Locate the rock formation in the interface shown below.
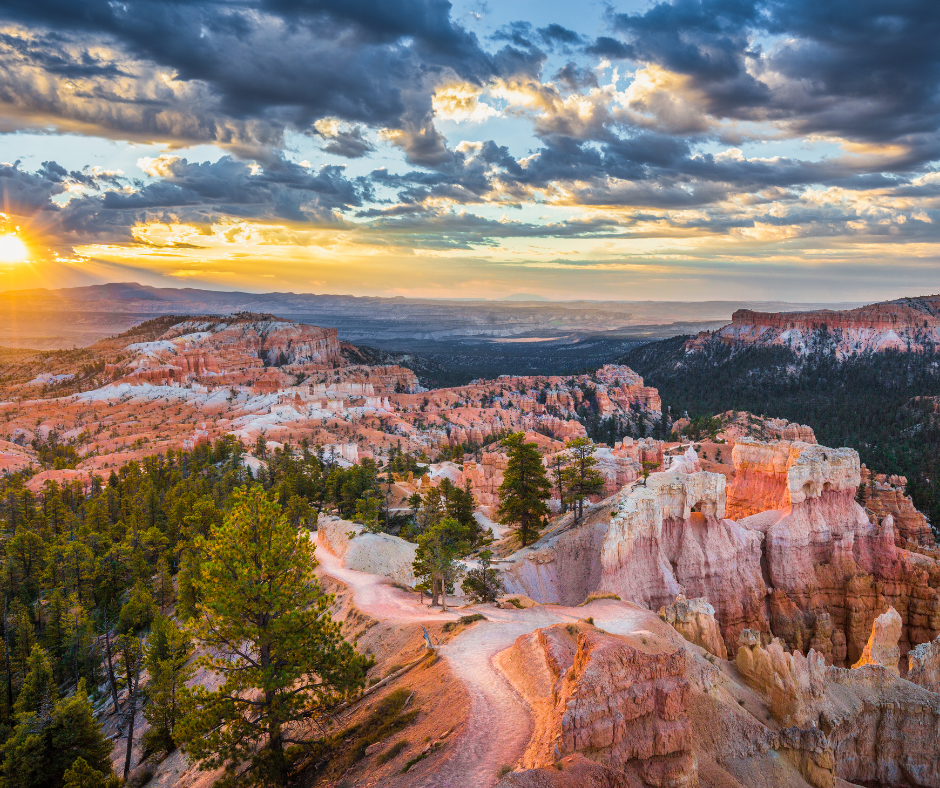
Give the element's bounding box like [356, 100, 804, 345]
[735, 630, 827, 725]
[659, 596, 728, 660]
[700, 294, 940, 356]
[859, 464, 935, 546]
[851, 606, 901, 674]
[599, 470, 767, 653]
[908, 636, 940, 692]
[498, 623, 697, 787]
[316, 517, 418, 587]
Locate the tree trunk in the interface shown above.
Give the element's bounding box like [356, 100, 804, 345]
[431, 575, 440, 607]
[440, 577, 447, 612]
[103, 630, 121, 720]
[123, 659, 139, 780]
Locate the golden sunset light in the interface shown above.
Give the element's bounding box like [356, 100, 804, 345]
[0, 3, 939, 786]
[0, 233, 28, 263]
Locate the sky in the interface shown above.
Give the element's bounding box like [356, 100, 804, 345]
[0, 0, 938, 301]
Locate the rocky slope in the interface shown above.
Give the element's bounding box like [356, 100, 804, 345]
[502, 436, 940, 669]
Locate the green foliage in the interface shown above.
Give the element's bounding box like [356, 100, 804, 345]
[461, 551, 503, 603]
[560, 437, 606, 521]
[681, 415, 722, 441]
[376, 739, 408, 765]
[0, 682, 113, 788]
[177, 487, 370, 787]
[354, 490, 383, 533]
[412, 517, 468, 610]
[13, 646, 56, 718]
[62, 757, 119, 788]
[497, 433, 551, 546]
[142, 616, 192, 756]
[117, 582, 158, 634]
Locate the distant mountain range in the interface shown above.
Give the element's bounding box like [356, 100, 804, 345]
[0, 282, 861, 350]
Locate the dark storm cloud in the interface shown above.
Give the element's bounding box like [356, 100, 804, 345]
[97, 155, 367, 224]
[592, 0, 940, 152]
[0, 161, 65, 212]
[0, 0, 540, 160]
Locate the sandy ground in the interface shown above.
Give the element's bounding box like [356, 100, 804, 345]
[314, 530, 662, 788]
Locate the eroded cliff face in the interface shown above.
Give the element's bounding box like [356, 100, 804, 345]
[599, 471, 768, 653]
[860, 464, 936, 547]
[498, 623, 698, 788]
[585, 436, 940, 666]
[709, 295, 940, 356]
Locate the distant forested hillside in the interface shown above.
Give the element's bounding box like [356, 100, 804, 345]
[623, 337, 940, 528]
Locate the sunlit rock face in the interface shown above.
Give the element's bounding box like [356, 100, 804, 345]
[499, 623, 697, 788]
[731, 438, 940, 666]
[727, 437, 860, 518]
[600, 470, 768, 653]
[851, 606, 902, 675]
[659, 595, 728, 660]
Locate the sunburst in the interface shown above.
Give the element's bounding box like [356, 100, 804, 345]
[0, 233, 28, 263]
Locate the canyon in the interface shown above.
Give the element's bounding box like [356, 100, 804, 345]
[4, 301, 940, 788]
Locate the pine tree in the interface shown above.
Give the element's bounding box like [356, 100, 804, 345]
[62, 757, 118, 788]
[13, 645, 56, 718]
[497, 433, 551, 546]
[461, 550, 503, 603]
[1, 681, 113, 788]
[412, 517, 468, 610]
[561, 437, 606, 521]
[176, 550, 200, 621]
[142, 616, 192, 756]
[177, 487, 370, 787]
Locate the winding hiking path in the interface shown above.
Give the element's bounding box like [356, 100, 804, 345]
[313, 532, 660, 788]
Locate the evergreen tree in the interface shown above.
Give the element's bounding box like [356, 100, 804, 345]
[461, 550, 503, 603]
[177, 487, 370, 787]
[561, 437, 606, 521]
[497, 433, 551, 546]
[143, 616, 192, 756]
[62, 757, 117, 788]
[13, 646, 56, 718]
[1, 681, 113, 788]
[412, 517, 468, 611]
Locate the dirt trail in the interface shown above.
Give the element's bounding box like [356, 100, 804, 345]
[315, 531, 661, 788]
[313, 532, 460, 623]
[410, 600, 659, 788]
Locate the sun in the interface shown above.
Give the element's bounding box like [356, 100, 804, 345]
[0, 234, 29, 263]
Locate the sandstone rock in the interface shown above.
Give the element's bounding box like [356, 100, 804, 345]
[908, 636, 940, 693]
[821, 663, 940, 787]
[707, 296, 940, 356]
[851, 606, 902, 675]
[859, 464, 935, 546]
[659, 595, 728, 660]
[600, 471, 767, 654]
[735, 630, 826, 725]
[316, 517, 418, 587]
[501, 624, 697, 788]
